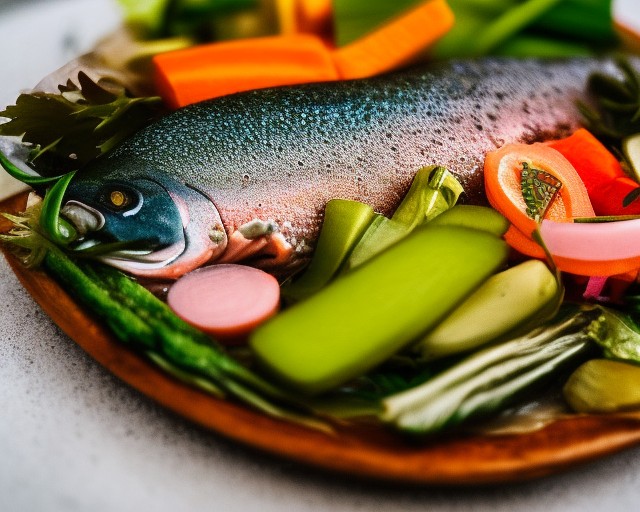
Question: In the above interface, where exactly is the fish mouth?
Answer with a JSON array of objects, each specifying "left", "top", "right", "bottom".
[{"left": 60, "top": 200, "right": 188, "bottom": 270}]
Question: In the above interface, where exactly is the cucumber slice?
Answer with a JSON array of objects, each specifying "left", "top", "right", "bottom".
[
  {"left": 250, "top": 225, "right": 508, "bottom": 395},
  {"left": 418, "top": 259, "right": 560, "bottom": 359}
]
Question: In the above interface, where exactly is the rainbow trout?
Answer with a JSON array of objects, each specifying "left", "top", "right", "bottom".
[{"left": 55, "top": 58, "right": 606, "bottom": 279}]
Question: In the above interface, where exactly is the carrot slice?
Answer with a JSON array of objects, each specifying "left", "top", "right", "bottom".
[
  {"left": 167, "top": 264, "right": 280, "bottom": 344},
  {"left": 153, "top": 34, "right": 339, "bottom": 108},
  {"left": 547, "top": 128, "right": 640, "bottom": 216},
  {"left": 331, "top": 0, "right": 455, "bottom": 79},
  {"left": 484, "top": 142, "right": 595, "bottom": 258}
]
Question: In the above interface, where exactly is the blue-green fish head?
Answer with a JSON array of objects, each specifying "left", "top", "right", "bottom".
[{"left": 60, "top": 168, "right": 228, "bottom": 278}]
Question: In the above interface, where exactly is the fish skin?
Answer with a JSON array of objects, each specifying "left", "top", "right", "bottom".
[{"left": 64, "top": 57, "right": 609, "bottom": 277}]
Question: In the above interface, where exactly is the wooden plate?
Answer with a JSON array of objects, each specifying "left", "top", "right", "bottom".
[{"left": 3, "top": 191, "right": 640, "bottom": 485}]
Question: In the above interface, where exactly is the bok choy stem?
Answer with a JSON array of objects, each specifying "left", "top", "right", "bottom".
[{"left": 381, "top": 310, "right": 598, "bottom": 434}]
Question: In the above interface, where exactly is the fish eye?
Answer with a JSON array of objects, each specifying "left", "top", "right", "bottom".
[
  {"left": 99, "top": 184, "right": 141, "bottom": 214},
  {"left": 110, "top": 190, "right": 128, "bottom": 208}
]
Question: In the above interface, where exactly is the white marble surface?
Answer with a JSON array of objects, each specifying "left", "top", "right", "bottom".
[{"left": 3, "top": 1, "right": 640, "bottom": 511}]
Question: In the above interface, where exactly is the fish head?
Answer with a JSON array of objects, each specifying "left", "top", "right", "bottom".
[{"left": 60, "top": 166, "right": 227, "bottom": 279}]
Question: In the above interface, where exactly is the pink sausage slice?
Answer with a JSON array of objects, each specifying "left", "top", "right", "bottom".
[{"left": 167, "top": 264, "right": 280, "bottom": 343}]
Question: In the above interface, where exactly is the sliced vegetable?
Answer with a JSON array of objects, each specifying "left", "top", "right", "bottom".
[
  {"left": 548, "top": 128, "right": 640, "bottom": 216},
  {"left": 563, "top": 359, "right": 640, "bottom": 413},
  {"left": 281, "top": 199, "right": 376, "bottom": 302},
  {"left": 484, "top": 142, "right": 595, "bottom": 258},
  {"left": 250, "top": 225, "right": 508, "bottom": 395},
  {"left": 417, "top": 260, "right": 561, "bottom": 360},
  {"left": 153, "top": 33, "right": 339, "bottom": 108},
  {"left": 382, "top": 311, "right": 596, "bottom": 435},
  {"left": 345, "top": 165, "right": 463, "bottom": 270},
  {"left": 167, "top": 264, "right": 280, "bottom": 343},
  {"left": 429, "top": 204, "right": 509, "bottom": 237},
  {"left": 622, "top": 132, "right": 640, "bottom": 183},
  {"left": 538, "top": 217, "right": 640, "bottom": 276},
  {"left": 331, "top": 0, "right": 454, "bottom": 79}
]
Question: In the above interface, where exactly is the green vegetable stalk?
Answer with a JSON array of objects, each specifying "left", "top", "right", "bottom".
[
  {"left": 381, "top": 309, "right": 598, "bottom": 435},
  {"left": 282, "top": 165, "right": 463, "bottom": 302}
]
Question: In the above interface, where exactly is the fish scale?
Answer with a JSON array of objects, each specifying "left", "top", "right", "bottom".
[{"left": 62, "top": 58, "right": 611, "bottom": 278}]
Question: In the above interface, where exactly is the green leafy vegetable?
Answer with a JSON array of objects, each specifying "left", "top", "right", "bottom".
[
  {"left": 587, "top": 305, "right": 640, "bottom": 362},
  {"left": 332, "top": 0, "right": 422, "bottom": 47},
  {"left": 382, "top": 309, "right": 597, "bottom": 434},
  {"left": 0, "top": 73, "right": 163, "bottom": 176},
  {"left": 433, "top": 0, "right": 616, "bottom": 59}
]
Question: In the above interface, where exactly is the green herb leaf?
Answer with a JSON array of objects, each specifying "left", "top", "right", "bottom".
[
  {"left": 586, "top": 306, "right": 640, "bottom": 362},
  {"left": 0, "top": 73, "right": 163, "bottom": 176},
  {"left": 40, "top": 172, "right": 78, "bottom": 246}
]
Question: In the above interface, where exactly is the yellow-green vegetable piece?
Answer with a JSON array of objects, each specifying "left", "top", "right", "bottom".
[
  {"left": 282, "top": 199, "right": 376, "bottom": 302},
  {"left": 563, "top": 359, "right": 640, "bottom": 413},
  {"left": 418, "top": 259, "right": 559, "bottom": 360},
  {"left": 250, "top": 225, "right": 508, "bottom": 395},
  {"left": 344, "top": 165, "right": 463, "bottom": 270},
  {"left": 429, "top": 204, "right": 509, "bottom": 237}
]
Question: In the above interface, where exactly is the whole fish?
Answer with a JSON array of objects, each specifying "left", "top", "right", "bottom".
[{"left": 57, "top": 58, "right": 607, "bottom": 279}]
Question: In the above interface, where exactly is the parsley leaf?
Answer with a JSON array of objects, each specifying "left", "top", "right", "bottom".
[{"left": 0, "top": 72, "right": 164, "bottom": 176}]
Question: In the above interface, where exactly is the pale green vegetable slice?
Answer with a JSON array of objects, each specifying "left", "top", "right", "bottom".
[
  {"left": 250, "top": 225, "right": 508, "bottom": 395},
  {"left": 418, "top": 259, "right": 560, "bottom": 360},
  {"left": 282, "top": 199, "right": 376, "bottom": 302},
  {"left": 563, "top": 359, "right": 640, "bottom": 413},
  {"left": 622, "top": 133, "right": 640, "bottom": 183}
]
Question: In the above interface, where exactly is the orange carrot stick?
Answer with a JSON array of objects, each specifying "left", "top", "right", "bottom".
[
  {"left": 331, "top": 0, "right": 455, "bottom": 79},
  {"left": 153, "top": 34, "right": 339, "bottom": 108},
  {"left": 153, "top": 1, "right": 454, "bottom": 107},
  {"left": 547, "top": 128, "right": 640, "bottom": 216}
]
